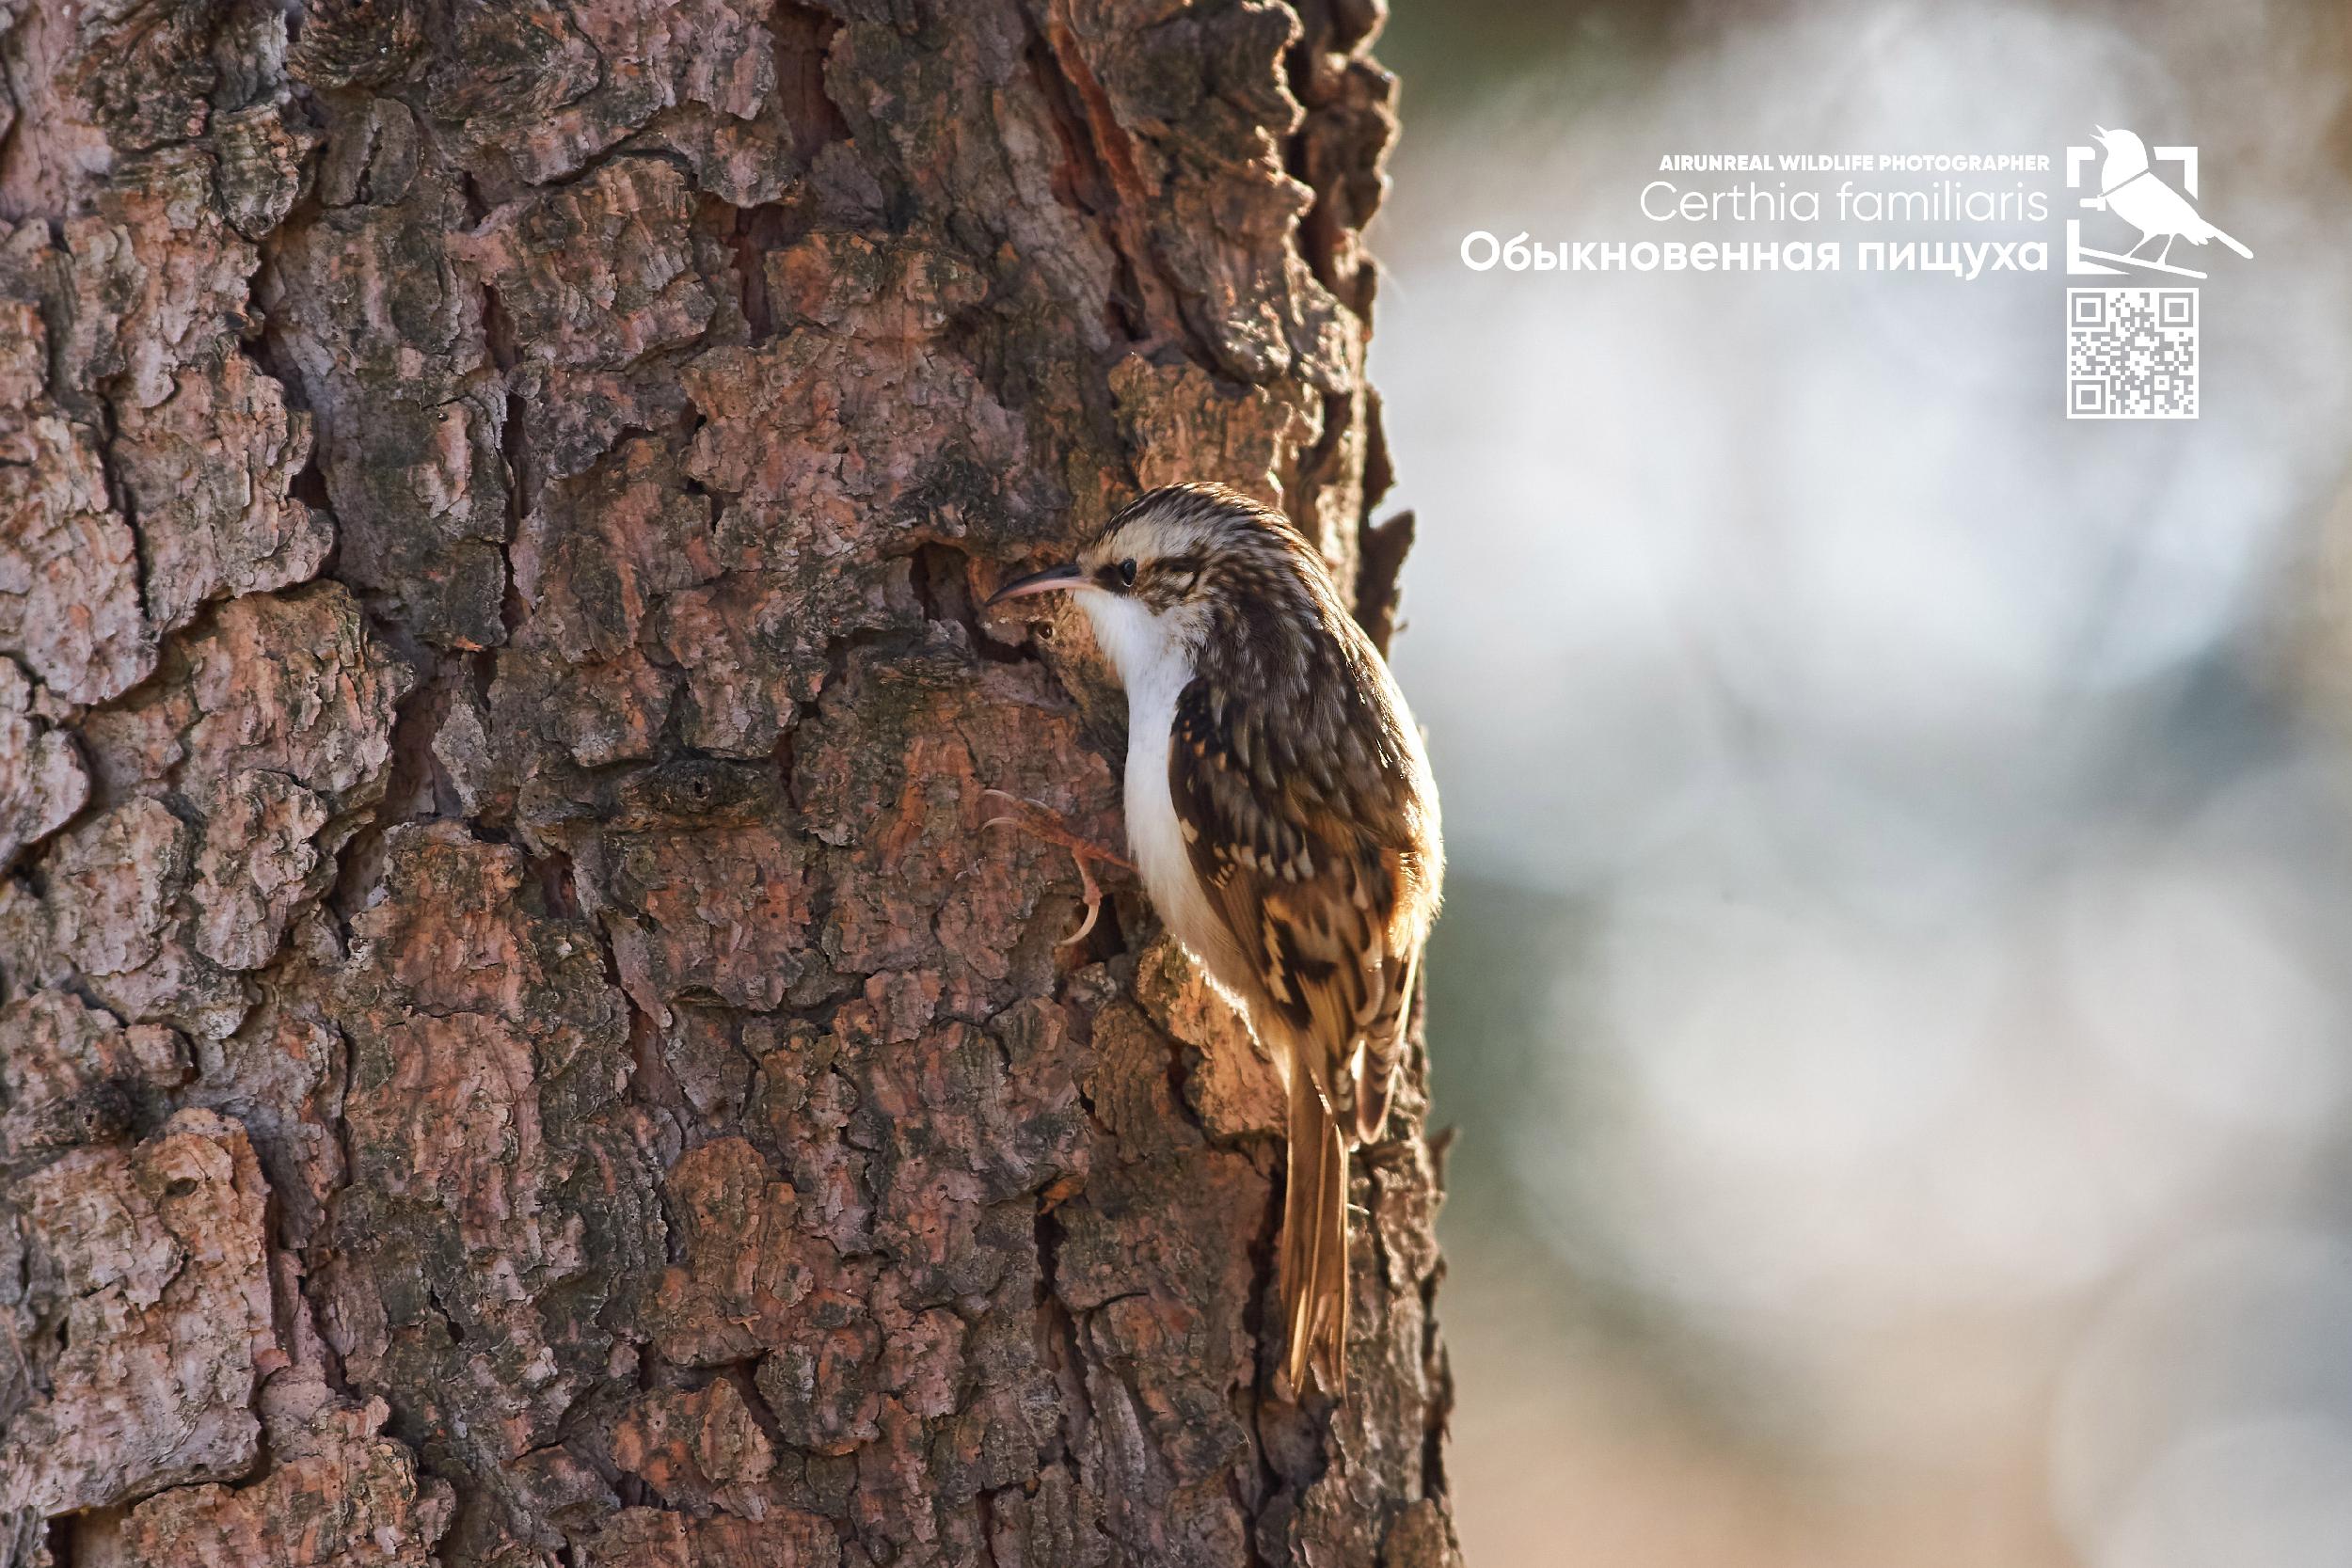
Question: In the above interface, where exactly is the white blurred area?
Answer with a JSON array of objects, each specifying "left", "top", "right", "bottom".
[{"left": 1371, "top": 2, "right": 2352, "bottom": 1563}]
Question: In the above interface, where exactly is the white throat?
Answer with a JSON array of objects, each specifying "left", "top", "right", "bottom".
[
  {"left": 1075, "top": 591, "right": 1192, "bottom": 695},
  {"left": 1073, "top": 591, "right": 1237, "bottom": 988}
]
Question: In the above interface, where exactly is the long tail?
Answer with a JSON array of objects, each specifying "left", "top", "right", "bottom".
[
  {"left": 1281, "top": 1079, "right": 1351, "bottom": 1394},
  {"left": 2209, "top": 225, "right": 2252, "bottom": 259}
]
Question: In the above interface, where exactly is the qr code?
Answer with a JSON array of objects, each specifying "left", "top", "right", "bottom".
[{"left": 2067, "top": 288, "right": 2197, "bottom": 419}]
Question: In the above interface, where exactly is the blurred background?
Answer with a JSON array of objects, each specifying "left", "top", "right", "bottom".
[{"left": 1369, "top": 3, "right": 2352, "bottom": 1563}]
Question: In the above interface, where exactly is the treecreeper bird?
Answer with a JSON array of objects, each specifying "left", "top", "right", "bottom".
[{"left": 985, "top": 483, "right": 1444, "bottom": 1396}]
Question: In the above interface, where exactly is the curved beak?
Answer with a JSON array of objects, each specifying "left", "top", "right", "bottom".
[{"left": 985, "top": 562, "right": 1084, "bottom": 608}]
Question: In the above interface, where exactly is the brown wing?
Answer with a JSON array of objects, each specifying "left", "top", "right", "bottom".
[{"left": 1168, "top": 675, "right": 1422, "bottom": 1138}]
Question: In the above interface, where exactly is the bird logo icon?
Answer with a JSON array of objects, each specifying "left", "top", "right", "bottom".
[{"left": 2073, "top": 127, "right": 2251, "bottom": 277}]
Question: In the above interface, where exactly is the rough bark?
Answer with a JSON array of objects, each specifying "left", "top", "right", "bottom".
[{"left": 0, "top": 1, "right": 1454, "bottom": 1564}]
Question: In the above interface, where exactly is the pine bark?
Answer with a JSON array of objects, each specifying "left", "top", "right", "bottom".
[{"left": 0, "top": 1, "right": 1455, "bottom": 1564}]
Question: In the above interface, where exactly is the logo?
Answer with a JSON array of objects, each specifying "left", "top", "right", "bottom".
[
  {"left": 2065, "top": 130, "right": 2251, "bottom": 279},
  {"left": 2062, "top": 129, "right": 2247, "bottom": 420},
  {"left": 1453, "top": 131, "right": 2252, "bottom": 420}
]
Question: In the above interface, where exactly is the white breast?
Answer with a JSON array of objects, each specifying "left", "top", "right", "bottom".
[{"left": 1078, "top": 593, "right": 1244, "bottom": 990}]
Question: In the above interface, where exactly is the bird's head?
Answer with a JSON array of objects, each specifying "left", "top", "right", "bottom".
[
  {"left": 2092, "top": 126, "right": 2150, "bottom": 166},
  {"left": 985, "top": 483, "right": 1324, "bottom": 682}
]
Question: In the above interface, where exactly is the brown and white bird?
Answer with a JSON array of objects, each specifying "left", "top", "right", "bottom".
[{"left": 986, "top": 483, "right": 1443, "bottom": 1395}]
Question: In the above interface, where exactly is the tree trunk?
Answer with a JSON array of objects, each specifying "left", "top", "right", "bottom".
[{"left": 0, "top": 1, "right": 1455, "bottom": 1563}]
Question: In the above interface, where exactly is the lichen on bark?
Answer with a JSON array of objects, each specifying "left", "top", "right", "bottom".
[{"left": 0, "top": 1, "right": 1455, "bottom": 1563}]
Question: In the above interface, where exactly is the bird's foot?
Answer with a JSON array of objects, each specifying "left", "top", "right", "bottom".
[{"left": 978, "top": 789, "right": 1133, "bottom": 947}]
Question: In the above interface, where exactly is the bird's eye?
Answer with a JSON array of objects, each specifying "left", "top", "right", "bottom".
[{"left": 1118, "top": 558, "right": 1137, "bottom": 588}]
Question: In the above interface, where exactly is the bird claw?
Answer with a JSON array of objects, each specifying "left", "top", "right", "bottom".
[
  {"left": 977, "top": 788, "right": 1132, "bottom": 947},
  {"left": 1058, "top": 859, "right": 1105, "bottom": 948}
]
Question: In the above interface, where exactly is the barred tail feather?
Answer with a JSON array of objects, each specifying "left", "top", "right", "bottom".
[{"left": 1281, "top": 1081, "right": 1351, "bottom": 1394}]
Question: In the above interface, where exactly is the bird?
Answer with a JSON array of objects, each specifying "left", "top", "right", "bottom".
[
  {"left": 984, "top": 482, "right": 1443, "bottom": 1396},
  {"left": 2081, "top": 127, "right": 2252, "bottom": 268}
]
